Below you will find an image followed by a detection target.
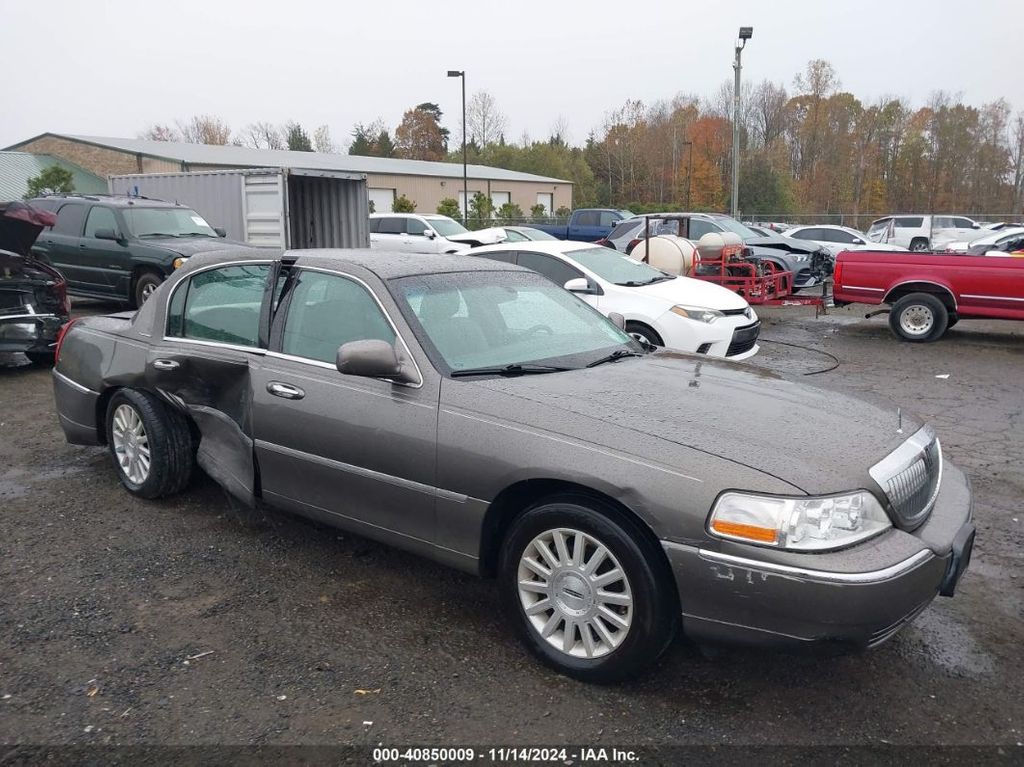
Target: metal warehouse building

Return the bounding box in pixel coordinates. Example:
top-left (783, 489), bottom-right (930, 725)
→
top-left (4, 133), bottom-right (572, 216)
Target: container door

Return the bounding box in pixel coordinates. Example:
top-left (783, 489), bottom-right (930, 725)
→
top-left (242, 174), bottom-right (287, 249)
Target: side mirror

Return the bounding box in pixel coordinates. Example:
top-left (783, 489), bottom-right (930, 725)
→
top-left (563, 277), bottom-right (591, 293)
top-left (608, 312), bottom-right (626, 331)
top-left (424, 229), bottom-right (437, 240)
top-left (214, 227), bottom-right (227, 237)
top-left (94, 228), bottom-right (121, 242)
top-left (336, 339), bottom-right (418, 384)
top-left (853, 238), bottom-right (865, 245)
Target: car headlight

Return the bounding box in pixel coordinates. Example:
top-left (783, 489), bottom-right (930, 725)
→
top-left (172, 256), bottom-right (189, 269)
top-left (670, 305), bottom-right (724, 324)
top-left (707, 490), bottom-right (891, 551)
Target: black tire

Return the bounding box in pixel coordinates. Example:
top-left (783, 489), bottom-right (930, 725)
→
top-left (888, 293), bottom-right (948, 342)
top-left (25, 351), bottom-right (55, 366)
top-left (499, 496), bottom-right (677, 683)
top-left (624, 321), bottom-right (663, 348)
top-left (132, 271), bottom-right (164, 309)
top-left (909, 238), bottom-right (930, 252)
top-left (946, 313), bottom-right (959, 330)
top-left (105, 388), bottom-right (194, 499)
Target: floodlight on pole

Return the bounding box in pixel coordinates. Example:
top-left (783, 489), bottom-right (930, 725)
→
top-left (447, 70), bottom-right (468, 224)
top-left (731, 27), bottom-right (752, 218)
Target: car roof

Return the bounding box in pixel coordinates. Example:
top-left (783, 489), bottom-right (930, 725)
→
top-left (178, 247), bottom-right (530, 281)
top-left (470, 241), bottom-right (606, 257)
top-left (28, 194), bottom-right (186, 209)
top-left (368, 213), bottom-right (453, 220)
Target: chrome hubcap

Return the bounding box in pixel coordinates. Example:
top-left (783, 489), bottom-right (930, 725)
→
top-left (900, 305), bottom-right (934, 336)
top-left (517, 528), bottom-right (633, 659)
top-left (112, 404), bottom-right (150, 484)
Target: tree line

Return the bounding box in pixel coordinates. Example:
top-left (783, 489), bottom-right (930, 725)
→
top-left (140, 59), bottom-right (1024, 220)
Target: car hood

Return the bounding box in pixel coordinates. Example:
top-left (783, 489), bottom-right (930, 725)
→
top-left (458, 351), bottom-right (918, 495)
top-left (447, 227), bottom-right (507, 245)
top-left (744, 233), bottom-right (820, 255)
top-left (140, 236), bottom-right (251, 257)
top-left (630, 275), bottom-right (750, 312)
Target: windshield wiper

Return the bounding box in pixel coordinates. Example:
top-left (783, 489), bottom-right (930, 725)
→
top-left (450, 363), bottom-right (573, 378)
top-left (586, 349), bottom-right (645, 368)
top-left (177, 232), bottom-right (216, 237)
top-left (616, 275), bottom-right (671, 286)
top-left (138, 232), bottom-right (181, 238)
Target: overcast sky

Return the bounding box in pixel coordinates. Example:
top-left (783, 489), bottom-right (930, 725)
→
top-left (3, 0), bottom-right (1021, 151)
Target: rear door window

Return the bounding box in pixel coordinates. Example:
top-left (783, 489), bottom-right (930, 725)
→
top-left (52, 204), bottom-right (88, 236)
top-left (377, 217), bottom-right (405, 235)
top-left (896, 217), bottom-right (924, 228)
top-left (687, 218), bottom-right (719, 239)
top-left (173, 264), bottom-right (269, 347)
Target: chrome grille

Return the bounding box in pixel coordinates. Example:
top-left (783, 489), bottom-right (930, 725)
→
top-left (869, 425), bottom-right (942, 531)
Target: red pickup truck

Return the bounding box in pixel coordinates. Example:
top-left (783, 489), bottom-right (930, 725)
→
top-left (833, 251), bottom-right (1024, 341)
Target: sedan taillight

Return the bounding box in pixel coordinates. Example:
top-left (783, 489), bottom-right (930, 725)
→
top-left (54, 318), bottom-right (78, 364)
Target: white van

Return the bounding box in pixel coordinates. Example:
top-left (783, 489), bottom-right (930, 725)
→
top-left (866, 215), bottom-right (981, 251)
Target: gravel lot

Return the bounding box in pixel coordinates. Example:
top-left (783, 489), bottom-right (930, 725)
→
top-left (0, 300), bottom-right (1021, 749)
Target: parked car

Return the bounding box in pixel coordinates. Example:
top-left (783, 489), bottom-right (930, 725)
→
top-left (52, 248), bottom-right (974, 682)
top-left (865, 215), bottom-right (982, 252)
top-left (833, 250), bottom-right (1024, 341)
top-left (0, 201), bottom-right (70, 363)
top-left (29, 194), bottom-right (246, 307)
top-left (369, 213), bottom-right (505, 254)
top-left (469, 241), bottom-right (760, 359)
top-left (530, 208), bottom-right (634, 242)
top-left (499, 226), bottom-right (559, 242)
top-left (784, 224), bottom-right (907, 255)
top-left (939, 227), bottom-right (1024, 255)
top-left (601, 213), bottom-right (832, 290)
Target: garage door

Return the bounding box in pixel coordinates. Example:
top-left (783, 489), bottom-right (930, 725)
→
top-left (536, 192), bottom-right (553, 215)
top-left (368, 188), bottom-right (395, 214)
top-left (491, 191), bottom-right (510, 211)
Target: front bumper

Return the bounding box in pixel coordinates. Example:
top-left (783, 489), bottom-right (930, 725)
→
top-left (658, 310), bottom-right (760, 360)
top-left (662, 461), bottom-right (974, 649)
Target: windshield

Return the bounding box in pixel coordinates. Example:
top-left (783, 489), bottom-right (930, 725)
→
top-left (566, 246), bottom-right (671, 286)
top-left (123, 207), bottom-right (217, 238)
top-left (426, 217), bottom-right (469, 236)
top-left (391, 270), bottom-right (639, 375)
top-left (709, 215), bottom-right (759, 240)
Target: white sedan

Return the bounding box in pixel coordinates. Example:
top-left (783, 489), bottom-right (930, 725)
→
top-left (785, 224), bottom-right (907, 255)
top-left (940, 227), bottom-right (1024, 255)
top-left (469, 241), bottom-right (760, 360)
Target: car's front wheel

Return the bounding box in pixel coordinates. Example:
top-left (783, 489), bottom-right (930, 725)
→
top-left (624, 321), bottom-right (663, 348)
top-left (499, 497), bottom-right (677, 683)
top-left (106, 389), bottom-right (194, 499)
top-left (132, 271), bottom-right (164, 308)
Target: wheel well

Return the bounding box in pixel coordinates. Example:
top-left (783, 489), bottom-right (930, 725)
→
top-left (94, 386), bottom-right (121, 444)
top-left (623, 320), bottom-right (663, 346)
top-left (884, 283), bottom-right (956, 310)
top-left (477, 479), bottom-right (673, 584)
top-left (131, 265), bottom-right (163, 286)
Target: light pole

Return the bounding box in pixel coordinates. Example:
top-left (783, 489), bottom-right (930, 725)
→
top-left (447, 70), bottom-right (468, 224)
top-left (731, 26), bottom-right (752, 219)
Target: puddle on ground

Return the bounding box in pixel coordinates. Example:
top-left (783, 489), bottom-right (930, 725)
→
top-left (901, 604), bottom-right (996, 677)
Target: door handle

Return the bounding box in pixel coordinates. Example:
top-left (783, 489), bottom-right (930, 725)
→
top-left (152, 359), bottom-right (180, 370)
top-left (267, 381), bottom-right (305, 400)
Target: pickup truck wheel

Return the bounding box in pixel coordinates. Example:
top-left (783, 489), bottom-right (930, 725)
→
top-left (624, 322), bottom-right (663, 348)
top-left (889, 293), bottom-right (948, 342)
top-left (132, 271), bottom-right (164, 308)
top-left (946, 313), bottom-right (959, 330)
top-left (106, 389), bottom-right (194, 499)
top-left (909, 238), bottom-right (930, 252)
top-left (499, 497), bottom-right (676, 683)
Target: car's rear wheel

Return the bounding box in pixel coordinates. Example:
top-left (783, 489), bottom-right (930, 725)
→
top-left (909, 238), bottom-right (930, 252)
top-left (624, 321), bottom-right (663, 348)
top-left (888, 293), bottom-right (948, 342)
top-left (106, 389), bottom-right (194, 499)
top-left (499, 497), bottom-right (676, 683)
top-left (132, 271), bottom-right (164, 308)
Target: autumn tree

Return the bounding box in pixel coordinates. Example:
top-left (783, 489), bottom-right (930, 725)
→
top-left (313, 125), bottom-right (337, 153)
top-left (394, 104), bottom-right (447, 161)
top-left (466, 91), bottom-right (507, 148)
top-left (240, 122), bottom-right (284, 150)
top-left (350, 119), bottom-right (395, 157)
top-left (140, 124), bottom-right (180, 142)
top-left (176, 115), bottom-right (233, 145)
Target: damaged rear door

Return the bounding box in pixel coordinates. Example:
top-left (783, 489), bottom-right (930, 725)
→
top-left (145, 261), bottom-right (272, 505)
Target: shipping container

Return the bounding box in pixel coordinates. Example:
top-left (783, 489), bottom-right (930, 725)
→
top-left (108, 168), bottom-right (369, 250)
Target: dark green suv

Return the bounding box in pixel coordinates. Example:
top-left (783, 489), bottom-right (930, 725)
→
top-left (30, 194), bottom-right (250, 307)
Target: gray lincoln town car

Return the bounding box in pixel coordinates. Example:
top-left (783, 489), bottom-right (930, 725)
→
top-left (51, 249), bottom-right (974, 683)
